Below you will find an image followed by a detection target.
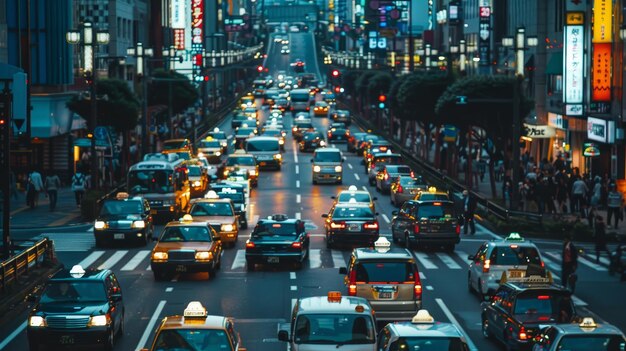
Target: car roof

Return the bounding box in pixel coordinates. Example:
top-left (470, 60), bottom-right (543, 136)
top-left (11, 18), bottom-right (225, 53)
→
top-left (297, 295), bottom-right (373, 314)
top-left (159, 315), bottom-right (229, 330)
top-left (504, 282), bottom-right (570, 292)
top-left (407, 199), bottom-right (455, 206)
top-left (337, 189), bottom-right (371, 197)
top-left (334, 202), bottom-right (372, 209)
top-left (353, 247), bottom-right (415, 261)
top-left (552, 322), bottom-right (625, 336)
top-left (389, 321), bottom-right (464, 338)
top-left (165, 220), bottom-right (212, 228)
top-left (51, 268), bottom-right (111, 281)
top-left (316, 147), bottom-right (341, 153)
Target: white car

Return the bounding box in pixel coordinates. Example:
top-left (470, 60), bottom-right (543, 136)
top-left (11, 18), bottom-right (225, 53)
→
top-left (280, 46), bottom-right (290, 54)
top-left (289, 26), bottom-right (299, 32)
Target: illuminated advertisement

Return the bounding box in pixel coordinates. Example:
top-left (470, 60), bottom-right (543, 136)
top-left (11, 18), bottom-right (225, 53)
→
top-left (564, 25), bottom-right (584, 104)
top-left (192, 0), bottom-right (204, 44)
top-left (171, 0), bottom-right (186, 29)
top-left (478, 6), bottom-right (490, 67)
top-left (592, 43), bottom-right (612, 102)
top-left (592, 0), bottom-right (612, 43)
top-left (174, 28), bottom-right (185, 50)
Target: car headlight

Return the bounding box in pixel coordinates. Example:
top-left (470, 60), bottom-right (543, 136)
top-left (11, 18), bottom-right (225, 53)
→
top-left (279, 139), bottom-right (284, 145)
top-left (94, 221), bottom-right (107, 230)
top-left (223, 170), bottom-right (230, 176)
top-left (320, 140), bottom-right (326, 146)
top-left (335, 165), bottom-right (343, 172)
top-left (221, 224), bottom-right (235, 232)
top-left (88, 315), bottom-right (110, 327)
top-left (221, 141), bottom-right (227, 147)
top-left (249, 169), bottom-right (256, 176)
top-left (152, 252), bottom-right (168, 261)
top-left (131, 220), bottom-right (146, 229)
top-left (313, 165), bottom-right (321, 172)
top-left (29, 316), bottom-right (46, 327)
top-left (274, 153), bottom-right (282, 160)
top-left (195, 251), bottom-right (214, 261)
top-left (215, 151), bottom-right (221, 156)
top-left (193, 180), bottom-right (202, 187)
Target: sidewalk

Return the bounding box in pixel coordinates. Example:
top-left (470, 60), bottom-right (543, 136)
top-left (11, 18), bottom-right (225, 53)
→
top-left (3, 187), bottom-right (86, 230)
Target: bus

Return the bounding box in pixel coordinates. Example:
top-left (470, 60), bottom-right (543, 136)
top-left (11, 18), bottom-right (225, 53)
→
top-left (290, 88), bottom-right (310, 112)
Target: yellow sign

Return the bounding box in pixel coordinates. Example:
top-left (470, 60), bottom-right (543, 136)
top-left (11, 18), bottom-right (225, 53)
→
top-left (593, 0), bottom-right (612, 43)
top-left (566, 12), bottom-right (584, 25)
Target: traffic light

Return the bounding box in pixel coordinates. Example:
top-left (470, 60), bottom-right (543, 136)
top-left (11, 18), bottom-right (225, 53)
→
top-left (378, 94), bottom-right (386, 109)
top-left (194, 53), bottom-right (203, 67)
top-left (331, 69), bottom-right (340, 78)
top-left (257, 65), bottom-right (264, 73)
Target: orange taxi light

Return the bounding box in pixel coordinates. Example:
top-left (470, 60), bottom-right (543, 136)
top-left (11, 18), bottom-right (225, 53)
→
top-left (327, 291), bottom-right (342, 302)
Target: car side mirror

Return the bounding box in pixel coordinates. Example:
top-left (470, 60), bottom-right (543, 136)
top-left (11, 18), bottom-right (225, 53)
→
top-left (392, 210), bottom-right (398, 216)
top-left (321, 214), bottom-right (328, 218)
top-left (310, 158), bottom-right (314, 163)
top-left (467, 255), bottom-right (475, 261)
top-left (152, 236), bottom-right (159, 242)
top-left (372, 197), bottom-right (378, 201)
top-left (331, 196), bottom-right (336, 199)
top-left (339, 267), bottom-right (347, 275)
top-left (277, 330), bottom-right (290, 342)
top-left (375, 212), bottom-right (379, 216)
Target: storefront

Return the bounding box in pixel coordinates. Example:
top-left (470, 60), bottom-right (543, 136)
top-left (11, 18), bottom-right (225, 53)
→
top-left (585, 116), bottom-right (616, 178)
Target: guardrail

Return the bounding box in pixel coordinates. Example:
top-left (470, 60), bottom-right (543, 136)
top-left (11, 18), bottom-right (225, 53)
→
top-left (1, 238), bottom-right (52, 294)
top-left (347, 104), bottom-right (542, 225)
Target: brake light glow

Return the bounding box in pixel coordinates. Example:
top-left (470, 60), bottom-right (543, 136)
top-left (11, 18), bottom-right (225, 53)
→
top-left (410, 171), bottom-right (415, 178)
top-left (455, 224), bottom-right (460, 235)
top-left (291, 241), bottom-right (302, 249)
top-left (364, 222), bottom-right (378, 230)
top-left (330, 221), bottom-right (346, 229)
top-left (413, 224), bottom-right (420, 234)
top-left (433, 202), bottom-right (442, 206)
top-left (384, 173), bottom-right (389, 181)
top-left (518, 327), bottom-right (528, 340)
top-left (483, 259), bottom-right (490, 273)
top-left (348, 270), bottom-right (357, 296)
top-left (537, 295), bottom-right (550, 300)
top-left (397, 185), bottom-right (403, 193)
top-left (414, 274), bottom-right (422, 299)
top-left (245, 241), bottom-right (256, 249)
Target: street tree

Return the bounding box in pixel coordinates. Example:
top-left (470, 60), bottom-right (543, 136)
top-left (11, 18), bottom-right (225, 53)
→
top-left (354, 70), bottom-right (379, 113)
top-left (147, 69), bottom-right (199, 123)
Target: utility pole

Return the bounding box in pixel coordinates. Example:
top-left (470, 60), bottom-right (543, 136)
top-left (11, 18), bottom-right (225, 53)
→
top-left (1, 83), bottom-right (12, 258)
top-left (511, 75), bottom-right (523, 210)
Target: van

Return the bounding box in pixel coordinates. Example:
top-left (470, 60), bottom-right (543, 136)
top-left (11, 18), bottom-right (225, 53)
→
top-left (311, 147), bottom-right (344, 184)
top-left (245, 136), bottom-right (282, 170)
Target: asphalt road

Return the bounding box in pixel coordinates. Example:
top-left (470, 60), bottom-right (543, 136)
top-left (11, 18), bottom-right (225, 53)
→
top-left (1, 30), bottom-right (625, 351)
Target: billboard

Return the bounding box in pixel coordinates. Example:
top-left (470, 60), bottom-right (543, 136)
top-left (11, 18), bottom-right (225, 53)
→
top-left (592, 0), bottom-right (612, 43)
top-left (192, 0), bottom-right (204, 45)
top-left (591, 43), bottom-right (612, 102)
top-left (564, 25), bottom-right (584, 104)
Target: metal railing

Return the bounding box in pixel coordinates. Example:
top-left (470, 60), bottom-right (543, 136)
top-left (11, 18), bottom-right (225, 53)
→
top-left (1, 238), bottom-right (53, 294)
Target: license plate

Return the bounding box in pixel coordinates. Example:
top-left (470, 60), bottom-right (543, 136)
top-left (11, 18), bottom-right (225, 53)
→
top-left (150, 209), bottom-right (157, 214)
top-left (259, 162), bottom-right (267, 166)
top-left (267, 257), bottom-right (279, 263)
top-left (349, 224), bottom-right (360, 231)
top-left (114, 233), bottom-right (125, 240)
top-left (59, 335), bottom-right (74, 345)
top-left (379, 291), bottom-right (392, 299)
top-left (509, 270), bottom-right (525, 278)
top-left (430, 226), bottom-right (440, 232)
top-left (176, 265), bottom-right (187, 272)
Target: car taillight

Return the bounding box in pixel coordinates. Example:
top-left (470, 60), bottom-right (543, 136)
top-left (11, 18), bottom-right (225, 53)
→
top-left (455, 224), bottom-right (460, 235)
top-left (291, 241), bottom-right (302, 249)
top-left (245, 241), bottom-right (255, 249)
top-left (483, 259), bottom-right (490, 273)
top-left (348, 269), bottom-right (357, 296)
top-left (384, 173), bottom-right (389, 181)
top-left (518, 327), bottom-right (528, 340)
top-left (414, 274), bottom-right (422, 299)
top-left (306, 107), bottom-right (310, 111)
top-left (414, 224), bottom-right (420, 234)
top-left (397, 185), bottom-right (403, 193)
top-left (330, 221), bottom-right (346, 229)
top-left (364, 222), bottom-right (378, 230)
top-left (410, 171), bottom-right (415, 177)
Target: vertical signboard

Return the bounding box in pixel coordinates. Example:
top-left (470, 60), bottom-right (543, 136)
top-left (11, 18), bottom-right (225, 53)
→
top-left (171, 0), bottom-right (186, 29)
top-left (592, 43), bottom-right (612, 101)
top-left (478, 5), bottom-right (490, 67)
top-left (564, 25), bottom-right (584, 104)
top-left (192, 0), bottom-right (204, 45)
top-left (592, 0), bottom-right (612, 43)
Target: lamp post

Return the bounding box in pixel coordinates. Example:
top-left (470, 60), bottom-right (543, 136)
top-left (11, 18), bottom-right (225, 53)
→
top-left (501, 27), bottom-right (537, 210)
top-left (67, 22), bottom-right (110, 190)
top-left (126, 43), bottom-right (154, 157)
top-left (161, 47), bottom-right (184, 138)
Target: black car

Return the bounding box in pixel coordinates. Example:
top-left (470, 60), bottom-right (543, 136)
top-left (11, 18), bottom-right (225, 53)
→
top-left (481, 270), bottom-right (576, 351)
top-left (211, 182), bottom-right (249, 229)
top-left (245, 214), bottom-right (310, 271)
top-left (327, 127), bottom-right (350, 143)
top-left (391, 200), bottom-right (460, 251)
top-left (323, 202), bottom-right (380, 248)
top-left (330, 109), bottom-right (351, 126)
top-left (299, 131), bottom-right (326, 152)
top-left (231, 113), bottom-right (256, 129)
top-left (93, 193), bottom-right (154, 247)
top-left (27, 265), bottom-right (125, 351)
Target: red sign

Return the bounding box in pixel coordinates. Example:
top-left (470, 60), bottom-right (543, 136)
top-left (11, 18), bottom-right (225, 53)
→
top-left (479, 6), bottom-right (491, 17)
top-left (174, 29), bottom-right (185, 50)
top-left (192, 0), bottom-right (204, 44)
top-left (591, 43), bottom-right (611, 102)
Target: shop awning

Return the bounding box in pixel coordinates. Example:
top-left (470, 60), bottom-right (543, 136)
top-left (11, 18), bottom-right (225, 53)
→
top-left (545, 51), bottom-right (563, 75)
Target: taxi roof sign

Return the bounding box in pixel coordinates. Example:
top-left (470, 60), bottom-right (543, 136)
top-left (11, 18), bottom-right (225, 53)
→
top-left (213, 127), bottom-right (220, 133)
top-left (234, 150), bottom-right (247, 154)
top-left (180, 214), bottom-right (194, 223)
top-left (116, 192), bottom-right (130, 200)
top-left (505, 232), bottom-right (525, 241)
top-left (183, 301), bottom-right (208, 318)
top-left (348, 185), bottom-right (358, 192)
top-left (69, 265), bottom-right (86, 278)
top-left (327, 291), bottom-right (342, 302)
top-left (428, 186), bottom-right (437, 193)
top-left (374, 237), bottom-right (391, 253)
top-left (205, 190), bottom-right (219, 199)
top-left (579, 317), bottom-right (598, 329)
top-left (499, 270), bottom-right (553, 285)
top-left (411, 309), bottom-right (435, 324)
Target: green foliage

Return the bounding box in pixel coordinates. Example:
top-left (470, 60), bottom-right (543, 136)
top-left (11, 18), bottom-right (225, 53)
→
top-left (354, 71), bottom-right (379, 104)
top-left (396, 72), bottom-right (451, 123)
top-left (66, 79), bottom-right (140, 132)
top-left (388, 74), bottom-right (410, 115)
top-left (148, 69), bottom-right (199, 117)
top-left (342, 70), bottom-right (361, 96)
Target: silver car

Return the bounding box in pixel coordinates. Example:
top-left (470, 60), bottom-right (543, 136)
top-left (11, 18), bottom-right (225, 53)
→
top-left (311, 148), bottom-right (344, 184)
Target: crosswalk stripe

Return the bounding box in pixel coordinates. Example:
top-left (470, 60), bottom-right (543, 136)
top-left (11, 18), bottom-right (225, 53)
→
top-left (39, 233), bottom-right (94, 252)
top-left (121, 250), bottom-right (151, 271)
top-left (415, 252), bottom-right (438, 269)
top-left (78, 251), bottom-right (105, 269)
top-left (231, 249), bottom-right (246, 270)
top-left (577, 256), bottom-right (608, 271)
top-left (436, 253), bottom-right (461, 269)
top-left (331, 250), bottom-right (345, 268)
top-left (98, 251), bottom-right (128, 270)
top-left (309, 249), bottom-right (322, 269)
top-left (541, 255), bottom-right (561, 273)
top-left (455, 251), bottom-right (472, 265)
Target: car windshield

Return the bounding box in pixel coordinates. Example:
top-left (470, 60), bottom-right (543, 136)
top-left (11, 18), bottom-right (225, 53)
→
top-left (388, 166), bottom-right (412, 174)
top-left (163, 140), bottom-right (187, 150)
top-left (226, 156), bottom-right (256, 166)
top-left (330, 128), bottom-right (347, 134)
top-left (374, 156), bottom-right (402, 165)
top-left (190, 202), bottom-right (233, 216)
top-left (338, 193), bottom-right (371, 203)
top-left (416, 204), bottom-right (455, 219)
top-left (253, 222), bottom-right (300, 236)
top-left (40, 281), bottom-right (107, 303)
top-left (490, 246), bottom-right (541, 265)
top-left (513, 291), bottom-right (573, 321)
top-left (332, 206), bottom-right (374, 219)
top-left (400, 177), bottom-right (425, 187)
top-left (355, 261), bottom-right (415, 283)
top-left (314, 152), bottom-right (342, 162)
top-left (128, 170), bottom-right (174, 194)
top-left (293, 314), bottom-right (375, 345)
top-left (555, 335), bottom-right (626, 351)
top-left (160, 226), bottom-right (212, 242)
top-left (418, 193), bottom-right (449, 201)
top-left (247, 140), bottom-right (279, 152)
top-left (101, 200), bottom-right (142, 215)
top-left (209, 132), bottom-right (227, 139)
top-left (217, 192), bottom-right (244, 203)
top-left (296, 122), bottom-right (314, 129)
top-left (263, 130), bottom-right (282, 137)
top-left (391, 337), bottom-right (467, 351)
top-left (236, 128), bottom-right (256, 137)
top-left (153, 329), bottom-right (231, 351)
top-left (187, 166), bottom-right (202, 176)
top-left (199, 140), bottom-right (221, 148)
top-left (304, 133), bottom-right (321, 140)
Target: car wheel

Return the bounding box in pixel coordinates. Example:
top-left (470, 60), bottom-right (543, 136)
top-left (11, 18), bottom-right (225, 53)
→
top-left (294, 261), bottom-right (303, 270)
top-left (326, 235), bottom-right (332, 249)
top-left (482, 317), bottom-right (492, 339)
top-left (404, 234), bottom-right (412, 249)
top-left (117, 312), bottom-right (125, 337)
top-left (468, 273), bottom-right (475, 293)
top-left (478, 281), bottom-right (487, 300)
top-left (103, 327), bottom-right (114, 351)
top-left (95, 237), bottom-right (105, 248)
top-left (444, 244), bottom-right (455, 252)
top-left (242, 221), bottom-right (248, 230)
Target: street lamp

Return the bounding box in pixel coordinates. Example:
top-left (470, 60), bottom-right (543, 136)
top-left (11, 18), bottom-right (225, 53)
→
top-left (67, 22), bottom-right (110, 190)
top-left (126, 42), bottom-right (154, 157)
top-left (501, 27), bottom-right (538, 76)
top-left (459, 40), bottom-right (467, 73)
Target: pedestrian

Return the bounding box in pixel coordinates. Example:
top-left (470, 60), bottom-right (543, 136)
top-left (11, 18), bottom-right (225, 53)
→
top-left (9, 171), bottom-right (19, 200)
top-left (594, 216), bottom-right (610, 263)
top-left (71, 170), bottom-right (87, 207)
top-left (27, 169), bottom-right (44, 208)
top-left (587, 206), bottom-right (597, 228)
top-left (461, 189), bottom-right (477, 235)
top-left (44, 172), bottom-right (61, 211)
top-left (606, 185), bottom-right (623, 229)
top-left (561, 234), bottom-right (578, 293)
top-left (571, 176), bottom-right (588, 216)
top-left (556, 178), bottom-right (569, 214)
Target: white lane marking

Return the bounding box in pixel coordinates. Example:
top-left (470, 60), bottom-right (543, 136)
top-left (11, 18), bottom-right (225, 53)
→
top-left (598, 256), bottom-right (611, 265)
top-left (97, 250), bottom-right (128, 270)
top-left (121, 250), bottom-right (151, 271)
top-left (331, 250), bottom-right (346, 268)
top-left (293, 145), bottom-right (299, 163)
top-left (251, 215), bottom-right (260, 227)
top-left (231, 249), bottom-right (247, 270)
top-left (290, 285), bottom-right (297, 291)
top-left (419, 272), bottom-right (427, 280)
top-left (381, 214), bottom-right (390, 223)
top-left (78, 251), bottom-right (105, 268)
top-left (436, 253), bottom-right (462, 269)
top-left (415, 252), bottom-right (438, 269)
top-left (362, 186), bottom-right (368, 191)
top-left (296, 194), bottom-right (301, 204)
top-left (136, 300), bottom-right (167, 351)
top-left (0, 321), bottom-right (26, 350)
top-left (296, 180), bottom-right (300, 188)
top-left (348, 163), bottom-right (353, 169)
top-left (295, 165), bottom-right (299, 174)
top-left (354, 174), bottom-right (360, 180)
top-left (541, 255), bottom-right (561, 273)
top-left (578, 256), bottom-right (608, 271)
top-left (426, 285), bottom-right (434, 291)
top-left (146, 265), bottom-right (151, 271)
top-left (435, 298), bottom-right (478, 351)
top-left (295, 212), bottom-right (301, 219)
top-left (309, 249), bottom-right (322, 268)
top-left (291, 298), bottom-right (297, 311)
top-left (165, 287), bottom-right (173, 292)
top-left (290, 272), bottom-right (296, 280)
top-left (572, 295), bottom-right (588, 307)
top-left (87, 227), bottom-right (94, 232)
top-left (455, 251), bottom-right (472, 265)
top-left (476, 223), bottom-right (500, 240)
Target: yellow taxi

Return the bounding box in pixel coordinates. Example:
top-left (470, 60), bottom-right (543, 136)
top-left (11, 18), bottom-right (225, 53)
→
top-left (140, 301), bottom-right (247, 351)
top-left (150, 215), bottom-right (223, 280)
top-left (331, 185), bottom-right (377, 213)
top-left (189, 191), bottom-right (240, 248)
top-left (413, 186), bottom-right (451, 201)
top-left (239, 93), bottom-right (255, 109)
top-left (162, 138), bottom-right (193, 155)
top-left (223, 150), bottom-right (259, 187)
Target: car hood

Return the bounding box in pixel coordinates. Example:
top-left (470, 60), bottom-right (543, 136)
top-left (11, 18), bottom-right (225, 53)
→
top-left (192, 215), bottom-right (235, 225)
top-left (154, 242), bottom-right (214, 251)
top-left (98, 214), bottom-right (143, 221)
top-left (35, 302), bottom-right (109, 315)
top-left (295, 344), bottom-right (374, 351)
